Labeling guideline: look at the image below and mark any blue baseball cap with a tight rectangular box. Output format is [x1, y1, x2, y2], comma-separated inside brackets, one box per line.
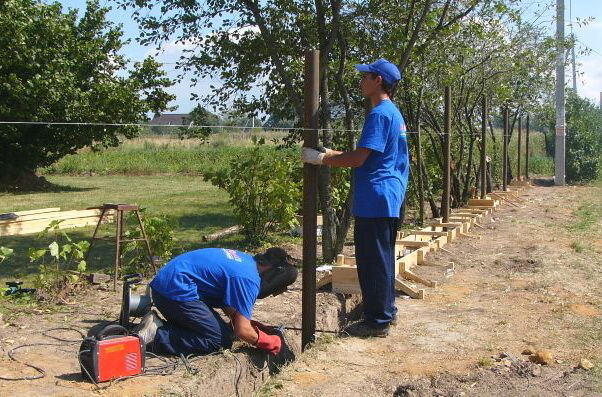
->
[355, 58, 402, 85]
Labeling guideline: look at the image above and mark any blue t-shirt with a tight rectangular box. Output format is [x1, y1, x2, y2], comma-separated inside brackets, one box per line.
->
[352, 99, 409, 218]
[149, 248, 260, 319]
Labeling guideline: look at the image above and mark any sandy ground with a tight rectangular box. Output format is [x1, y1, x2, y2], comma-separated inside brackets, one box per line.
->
[262, 183, 602, 396]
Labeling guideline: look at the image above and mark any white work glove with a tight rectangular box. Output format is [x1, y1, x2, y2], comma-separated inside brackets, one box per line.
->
[302, 147, 325, 165]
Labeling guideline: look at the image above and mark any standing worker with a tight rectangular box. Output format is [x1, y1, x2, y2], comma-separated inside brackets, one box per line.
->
[302, 59, 408, 337]
[134, 247, 297, 355]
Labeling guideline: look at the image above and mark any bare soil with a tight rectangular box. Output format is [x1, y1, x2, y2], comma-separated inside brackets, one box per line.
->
[263, 183, 602, 396]
[1, 183, 601, 397]
[0, 267, 360, 396]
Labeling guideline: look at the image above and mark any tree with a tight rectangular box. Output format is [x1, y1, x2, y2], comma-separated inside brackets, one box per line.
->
[537, 91, 602, 183]
[0, 0, 175, 190]
[177, 104, 221, 140]
[119, 0, 486, 262]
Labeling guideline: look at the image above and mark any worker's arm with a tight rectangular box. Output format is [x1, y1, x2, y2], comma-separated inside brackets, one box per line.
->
[302, 147, 372, 168]
[222, 307, 258, 345]
[323, 147, 371, 168]
[223, 306, 282, 355]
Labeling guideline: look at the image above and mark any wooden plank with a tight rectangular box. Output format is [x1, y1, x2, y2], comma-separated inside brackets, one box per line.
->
[412, 230, 448, 237]
[396, 240, 431, 248]
[417, 246, 430, 265]
[332, 265, 360, 294]
[316, 273, 332, 289]
[397, 249, 419, 272]
[0, 214, 112, 237]
[0, 209, 108, 225]
[430, 222, 463, 228]
[452, 212, 481, 219]
[395, 277, 425, 299]
[454, 208, 488, 214]
[433, 235, 448, 250]
[10, 208, 61, 216]
[400, 233, 432, 242]
[467, 198, 497, 207]
[401, 270, 437, 288]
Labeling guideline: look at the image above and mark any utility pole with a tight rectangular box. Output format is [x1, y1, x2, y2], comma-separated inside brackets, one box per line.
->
[442, 87, 451, 223]
[480, 96, 487, 199]
[502, 106, 509, 191]
[555, 0, 566, 185]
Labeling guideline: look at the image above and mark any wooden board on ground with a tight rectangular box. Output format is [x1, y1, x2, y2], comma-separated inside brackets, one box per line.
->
[2, 207, 62, 217]
[0, 209, 113, 237]
[395, 277, 425, 299]
[0, 209, 109, 224]
[467, 198, 497, 207]
[331, 265, 360, 294]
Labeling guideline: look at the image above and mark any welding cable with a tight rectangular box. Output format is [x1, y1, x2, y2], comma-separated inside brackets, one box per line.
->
[42, 327, 86, 342]
[0, 343, 62, 381]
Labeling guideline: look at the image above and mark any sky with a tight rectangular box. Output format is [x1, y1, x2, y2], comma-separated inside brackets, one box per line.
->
[55, 0, 602, 113]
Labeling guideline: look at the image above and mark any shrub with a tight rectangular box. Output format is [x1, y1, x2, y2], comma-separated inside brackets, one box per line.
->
[204, 138, 301, 245]
[122, 211, 178, 273]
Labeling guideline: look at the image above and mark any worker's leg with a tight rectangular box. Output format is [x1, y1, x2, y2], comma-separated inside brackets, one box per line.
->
[150, 291, 233, 355]
[354, 216, 397, 327]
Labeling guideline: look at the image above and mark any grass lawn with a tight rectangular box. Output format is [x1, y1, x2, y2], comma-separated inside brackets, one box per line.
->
[0, 175, 240, 281]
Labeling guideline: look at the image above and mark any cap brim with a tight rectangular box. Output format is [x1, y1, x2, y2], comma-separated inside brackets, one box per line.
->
[355, 64, 371, 72]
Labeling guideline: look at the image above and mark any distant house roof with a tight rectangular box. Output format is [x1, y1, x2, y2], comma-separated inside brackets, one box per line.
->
[149, 113, 190, 126]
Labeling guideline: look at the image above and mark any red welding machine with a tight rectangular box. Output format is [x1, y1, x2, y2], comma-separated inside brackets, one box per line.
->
[79, 324, 145, 383]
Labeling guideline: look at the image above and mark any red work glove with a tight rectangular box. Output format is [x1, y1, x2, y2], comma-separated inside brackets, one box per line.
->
[254, 327, 282, 356]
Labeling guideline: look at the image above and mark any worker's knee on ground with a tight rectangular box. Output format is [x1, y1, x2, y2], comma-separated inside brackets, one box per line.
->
[258, 264, 298, 299]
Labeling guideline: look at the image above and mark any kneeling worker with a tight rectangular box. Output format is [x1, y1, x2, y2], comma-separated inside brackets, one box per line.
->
[134, 247, 297, 356]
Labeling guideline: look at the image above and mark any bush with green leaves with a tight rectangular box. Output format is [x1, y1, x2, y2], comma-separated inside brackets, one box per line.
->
[122, 211, 178, 274]
[27, 220, 90, 295]
[204, 138, 301, 245]
[538, 92, 602, 183]
[0, 246, 14, 263]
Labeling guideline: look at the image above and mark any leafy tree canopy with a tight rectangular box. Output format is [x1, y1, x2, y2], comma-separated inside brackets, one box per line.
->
[0, 0, 176, 190]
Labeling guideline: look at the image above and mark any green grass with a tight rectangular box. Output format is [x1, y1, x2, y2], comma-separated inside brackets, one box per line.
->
[0, 175, 240, 281]
[568, 200, 602, 234]
[42, 133, 287, 176]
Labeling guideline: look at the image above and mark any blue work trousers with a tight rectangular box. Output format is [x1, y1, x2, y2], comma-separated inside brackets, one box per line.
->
[151, 291, 233, 355]
[354, 217, 399, 327]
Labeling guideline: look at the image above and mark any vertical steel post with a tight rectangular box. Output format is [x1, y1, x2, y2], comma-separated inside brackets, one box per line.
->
[442, 87, 451, 223]
[502, 107, 508, 191]
[480, 96, 487, 199]
[525, 114, 530, 180]
[417, 117, 425, 224]
[301, 50, 319, 351]
[517, 115, 522, 181]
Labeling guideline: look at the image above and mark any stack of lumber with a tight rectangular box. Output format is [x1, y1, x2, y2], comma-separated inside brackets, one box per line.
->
[0, 208, 113, 237]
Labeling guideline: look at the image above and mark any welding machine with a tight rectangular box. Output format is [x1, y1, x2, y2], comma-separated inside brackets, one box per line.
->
[79, 324, 145, 383]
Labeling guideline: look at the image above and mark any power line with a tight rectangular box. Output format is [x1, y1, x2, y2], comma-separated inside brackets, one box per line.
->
[0, 120, 529, 138]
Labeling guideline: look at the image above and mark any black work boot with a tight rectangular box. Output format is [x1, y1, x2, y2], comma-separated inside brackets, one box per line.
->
[345, 320, 390, 338]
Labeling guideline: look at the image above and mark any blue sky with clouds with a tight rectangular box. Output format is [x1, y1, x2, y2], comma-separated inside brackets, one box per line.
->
[56, 0, 602, 112]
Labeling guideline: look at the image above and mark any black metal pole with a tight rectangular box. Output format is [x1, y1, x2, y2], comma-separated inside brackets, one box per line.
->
[442, 87, 451, 222]
[480, 96, 487, 199]
[301, 50, 319, 351]
[525, 114, 530, 180]
[502, 106, 508, 191]
[517, 115, 522, 181]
